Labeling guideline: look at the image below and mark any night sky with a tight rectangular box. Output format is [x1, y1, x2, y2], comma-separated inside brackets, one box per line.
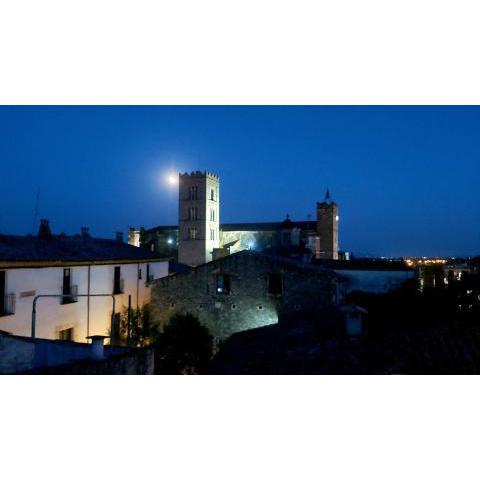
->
[1, 106, 479, 257]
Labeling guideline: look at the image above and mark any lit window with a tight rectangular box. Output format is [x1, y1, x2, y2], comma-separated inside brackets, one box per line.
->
[58, 327, 74, 341]
[189, 227, 198, 240]
[216, 274, 231, 295]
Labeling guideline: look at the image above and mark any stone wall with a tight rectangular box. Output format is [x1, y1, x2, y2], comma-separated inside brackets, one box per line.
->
[150, 251, 339, 340]
[0, 332, 128, 374]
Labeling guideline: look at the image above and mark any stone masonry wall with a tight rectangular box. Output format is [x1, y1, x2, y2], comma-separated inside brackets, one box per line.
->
[150, 251, 338, 340]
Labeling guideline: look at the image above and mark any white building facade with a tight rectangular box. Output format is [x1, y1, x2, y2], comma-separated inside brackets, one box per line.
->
[0, 225, 169, 342]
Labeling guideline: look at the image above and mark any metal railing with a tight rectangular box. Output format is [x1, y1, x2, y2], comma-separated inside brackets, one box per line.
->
[61, 285, 78, 304]
[0, 293, 16, 316]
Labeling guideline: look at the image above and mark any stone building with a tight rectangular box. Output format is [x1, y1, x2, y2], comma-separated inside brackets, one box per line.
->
[150, 250, 342, 340]
[130, 172, 339, 264]
[317, 189, 339, 260]
[178, 171, 220, 266]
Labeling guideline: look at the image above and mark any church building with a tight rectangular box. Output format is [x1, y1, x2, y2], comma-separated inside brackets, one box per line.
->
[129, 171, 340, 267]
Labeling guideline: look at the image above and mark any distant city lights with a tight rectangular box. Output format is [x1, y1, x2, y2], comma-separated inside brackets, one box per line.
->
[404, 258, 448, 267]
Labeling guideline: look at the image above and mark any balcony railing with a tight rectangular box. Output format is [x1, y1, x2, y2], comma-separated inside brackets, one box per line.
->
[113, 278, 125, 295]
[0, 293, 16, 316]
[61, 285, 78, 304]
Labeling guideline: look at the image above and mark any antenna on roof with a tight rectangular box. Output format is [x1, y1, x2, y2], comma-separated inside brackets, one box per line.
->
[325, 188, 331, 201]
[32, 189, 40, 234]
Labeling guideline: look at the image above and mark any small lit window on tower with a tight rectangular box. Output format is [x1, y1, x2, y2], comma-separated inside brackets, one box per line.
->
[188, 227, 198, 240]
[216, 273, 231, 295]
[267, 272, 283, 296]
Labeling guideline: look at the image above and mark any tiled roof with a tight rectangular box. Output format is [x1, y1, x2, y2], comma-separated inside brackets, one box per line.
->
[147, 220, 317, 233]
[0, 234, 166, 263]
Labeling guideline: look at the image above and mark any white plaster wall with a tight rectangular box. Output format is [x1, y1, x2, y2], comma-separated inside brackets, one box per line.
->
[0, 260, 168, 342]
[336, 269, 415, 294]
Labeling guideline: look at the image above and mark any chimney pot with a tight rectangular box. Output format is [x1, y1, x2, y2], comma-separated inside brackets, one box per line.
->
[86, 335, 108, 360]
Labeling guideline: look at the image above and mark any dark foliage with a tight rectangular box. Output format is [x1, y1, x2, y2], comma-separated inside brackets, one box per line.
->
[154, 313, 213, 374]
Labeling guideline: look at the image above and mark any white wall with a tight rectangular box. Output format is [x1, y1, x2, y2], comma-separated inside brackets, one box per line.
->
[0, 260, 168, 342]
[336, 269, 415, 294]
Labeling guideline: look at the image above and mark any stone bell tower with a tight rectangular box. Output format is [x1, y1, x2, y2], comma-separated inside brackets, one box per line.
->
[178, 171, 220, 266]
[317, 189, 339, 260]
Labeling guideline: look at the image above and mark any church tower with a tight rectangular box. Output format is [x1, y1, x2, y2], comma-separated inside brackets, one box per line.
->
[178, 171, 220, 266]
[317, 189, 339, 260]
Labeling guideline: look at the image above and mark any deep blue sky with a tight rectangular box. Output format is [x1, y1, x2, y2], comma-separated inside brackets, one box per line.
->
[1, 106, 479, 257]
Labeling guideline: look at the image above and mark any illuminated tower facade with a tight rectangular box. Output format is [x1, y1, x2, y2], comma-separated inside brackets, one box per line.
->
[317, 189, 339, 260]
[178, 171, 220, 266]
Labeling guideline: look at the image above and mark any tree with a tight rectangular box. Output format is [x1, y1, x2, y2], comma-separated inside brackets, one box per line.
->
[114, 304, 153, 347]
[154, 313, 213, 374]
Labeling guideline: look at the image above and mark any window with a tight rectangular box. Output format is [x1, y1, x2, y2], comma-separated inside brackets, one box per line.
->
[210, 228, 215, 241]
[113, 266, 123, 294]
[189, 227, 198, 240]
[188, 206, 198, 221]
[188, 185, 198, 200]
[216, 274, 231, 295]
[210, 208, 215, 221]
[63, 268, 71, 295]
[268, 273, 283, 296]
[210, 188, 215, 201]
[61, 268, 77, 304]
[58, 327, 74, 341]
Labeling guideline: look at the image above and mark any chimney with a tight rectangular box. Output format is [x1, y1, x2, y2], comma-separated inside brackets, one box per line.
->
[37, 219, 52, 240]
[116, 231, 124, 243]
[86, 335, 108, 360]
[81, 227, 90, 238]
